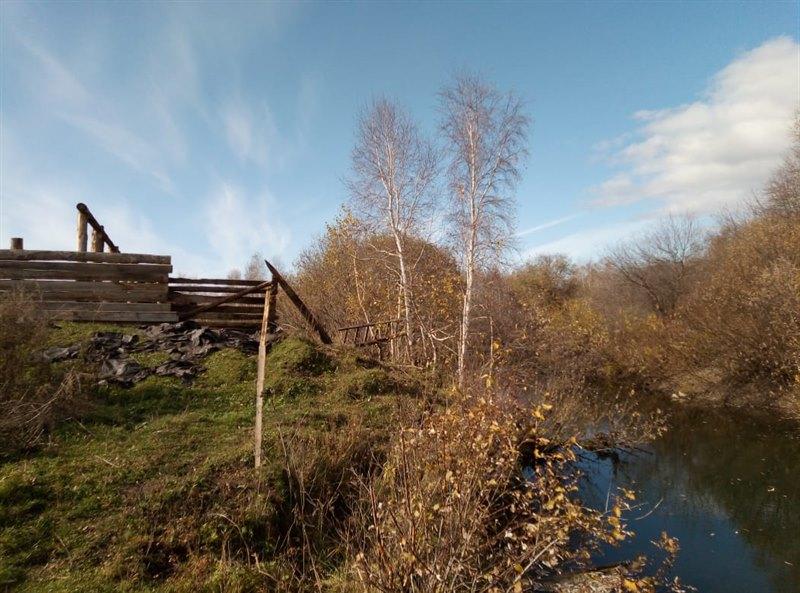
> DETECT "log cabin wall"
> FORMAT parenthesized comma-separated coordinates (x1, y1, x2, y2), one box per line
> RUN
(0, 249, 177, 323)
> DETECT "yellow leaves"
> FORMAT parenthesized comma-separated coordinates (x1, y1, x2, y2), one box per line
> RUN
(622, 578, 640, 592)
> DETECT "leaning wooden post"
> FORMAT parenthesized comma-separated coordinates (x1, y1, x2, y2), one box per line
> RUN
(77, 209, 88, 252)
(10, 237, 23, 250)
(254, 280, 277, 469)
(263, 259, 332, 344)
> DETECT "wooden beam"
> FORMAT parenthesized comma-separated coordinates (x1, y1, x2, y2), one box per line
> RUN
(0, 280, 167, 302)
(77, 203, 119, 253)
(39, 301, 172, 312)
(169, 277, 266, 286)
(264, 259, 331, 345)
(168, 291, 265, 307)
(0, 250, 170, 264)
(50, 310, 178, 323)
(0, 260, 171, 281)
(192, 319, 262, 328)
(179, 281, 272, 321)
(165, 284, 267, 294)
(77, 210, 88, 252)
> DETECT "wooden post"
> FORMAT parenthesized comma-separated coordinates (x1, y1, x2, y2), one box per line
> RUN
(77, 210, 88, 252)
(254, 279, 278, 469)
(91, 228, 102, 252)
(266, 280, 278, 333)
(10, 238, 23, 250)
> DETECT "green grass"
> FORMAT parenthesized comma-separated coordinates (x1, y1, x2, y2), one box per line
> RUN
(45, 322, 146, 348)
(129, 351, 172, 368)
(0, 332, 410, 592)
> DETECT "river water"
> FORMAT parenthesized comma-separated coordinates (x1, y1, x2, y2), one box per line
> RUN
(577, 405, 800, 592)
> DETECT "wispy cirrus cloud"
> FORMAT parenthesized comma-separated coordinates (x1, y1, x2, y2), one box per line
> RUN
(9, 30, 181, 192)
(524, 219, 652, 262)
(592, 36, 800, 214)
(516, 213, 581, 237)
(204, 183, 291, 276)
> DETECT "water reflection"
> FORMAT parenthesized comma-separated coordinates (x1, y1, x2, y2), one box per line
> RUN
(577, 406, 800, 593)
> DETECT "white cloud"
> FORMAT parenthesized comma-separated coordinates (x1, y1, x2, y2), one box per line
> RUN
(593, 36, 800, 214)
(516, 213, 581, 237)
(9, 23, 189, 192)
(222, 99, 275, 166)
(204, 184, 291, 276)
(524, 219, 652, 262)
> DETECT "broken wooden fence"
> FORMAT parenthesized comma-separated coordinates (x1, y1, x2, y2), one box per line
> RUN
(337, 318, 404, 360)
(169, 278, 271, 328)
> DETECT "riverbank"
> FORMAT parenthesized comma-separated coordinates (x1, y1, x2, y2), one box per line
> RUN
(660, 369, 800, 423)
(2, 322, 683, 592)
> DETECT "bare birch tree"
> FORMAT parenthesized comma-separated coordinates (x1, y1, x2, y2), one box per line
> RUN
(439, 74, 529, 386)
(347, 98, 438, 356)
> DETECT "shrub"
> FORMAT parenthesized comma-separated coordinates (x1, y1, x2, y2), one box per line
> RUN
(0, 291, 87, 455)
(346, 392, 628, 592)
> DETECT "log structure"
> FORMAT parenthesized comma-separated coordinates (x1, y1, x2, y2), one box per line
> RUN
(168, 278, 269, 328)
(4, 206, 337, 338)
(0, 249, 176, 323)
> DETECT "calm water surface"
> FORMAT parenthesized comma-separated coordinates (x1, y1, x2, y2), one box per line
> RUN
(577, 406, 800, 593)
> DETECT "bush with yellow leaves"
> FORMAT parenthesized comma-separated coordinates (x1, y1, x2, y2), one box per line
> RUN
(346, 392, 633, 592)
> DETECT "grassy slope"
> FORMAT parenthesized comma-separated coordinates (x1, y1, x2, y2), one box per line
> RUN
(1, 325, 412, 592)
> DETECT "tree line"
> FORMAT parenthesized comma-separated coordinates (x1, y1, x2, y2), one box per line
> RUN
(237, 80, 799, 414)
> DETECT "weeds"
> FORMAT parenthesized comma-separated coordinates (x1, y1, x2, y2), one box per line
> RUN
(0, 291, 89, 456)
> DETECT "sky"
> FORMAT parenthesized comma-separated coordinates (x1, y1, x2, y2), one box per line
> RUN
(1, 1, 798, 276)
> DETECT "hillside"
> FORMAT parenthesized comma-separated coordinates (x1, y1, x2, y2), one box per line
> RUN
(1, 324, 417, 592)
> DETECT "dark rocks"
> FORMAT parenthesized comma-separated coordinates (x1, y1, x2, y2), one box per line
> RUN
(45, 322, 277, 387)
(41, 344, 81, 363)
(98, 358, 150, 387)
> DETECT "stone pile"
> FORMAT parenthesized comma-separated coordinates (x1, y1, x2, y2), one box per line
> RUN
(42, 321, 280, 387)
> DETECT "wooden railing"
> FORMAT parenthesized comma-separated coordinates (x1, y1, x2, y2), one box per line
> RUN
(76, 203, 119, 253)
(337, 318, 405, 361)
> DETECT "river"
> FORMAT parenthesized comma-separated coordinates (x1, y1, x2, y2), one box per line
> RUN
(577, 405, 800, 592)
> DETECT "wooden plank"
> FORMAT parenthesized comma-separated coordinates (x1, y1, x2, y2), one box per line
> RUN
(169, 277, 265, 286)
(170, 304, 262, 313)
(0, 268, 169, 282)
(168, 292, 265, 307)
(0, 280, 168, 302)
(51, 310, 177, 323)
(0, 250, 170, 264)
(182, 311, 264, 319)
(165, 284, 267, 294)
(193, 319, 261, 328)
(0, 260, 171, 280)
(179, 281, 272, 321)
(39, 301, 172, 312)
(264, 259, 331, 344)
(337, 318, 401, 331)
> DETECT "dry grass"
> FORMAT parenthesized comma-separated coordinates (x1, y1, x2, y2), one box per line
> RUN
(0, 290, 88, 456)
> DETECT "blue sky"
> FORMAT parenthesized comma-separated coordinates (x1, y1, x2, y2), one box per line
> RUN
(1, 1, 798, 275)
